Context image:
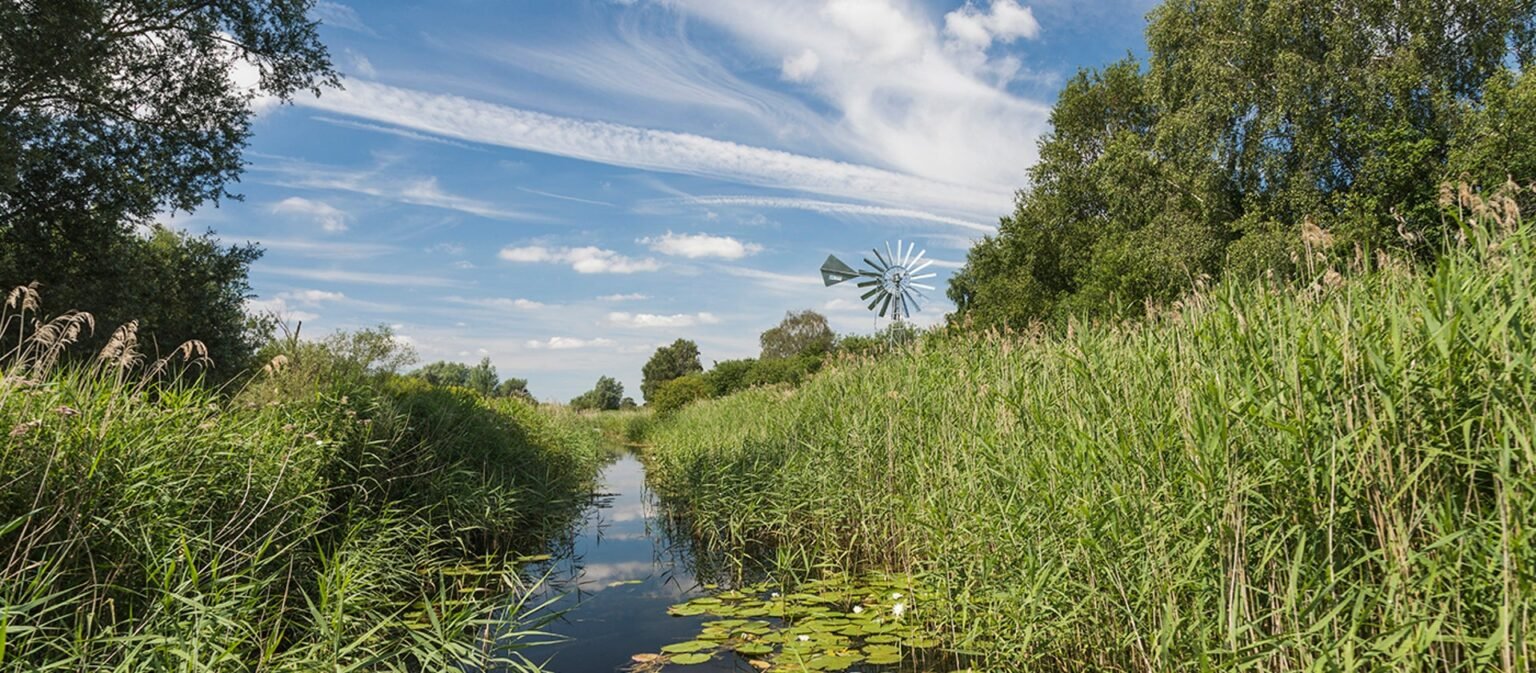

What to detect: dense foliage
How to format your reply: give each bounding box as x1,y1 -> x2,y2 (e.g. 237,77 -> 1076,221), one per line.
411,357 -> 532,401
647,191 -> 1534,671
950,0 -> 1536,328
0,0 -> 338,373
640,338 -> 702,402
758,310 -> 835,360
570,375 -> 624,411
0,295 -> 606,670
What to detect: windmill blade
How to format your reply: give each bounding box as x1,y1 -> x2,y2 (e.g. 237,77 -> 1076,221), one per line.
895,239 -> 905,266
860,287 -> 882,300
884,241 -> 896,267
867,292 -> 887,311
856,279 -> 881,288
909,259 -> 934,274
864,256 -> 887,272
878,293 -> 893,317
909,248 -> 927,269
913,283 -> 936,291
904,241 -> 916,267
902,288 -> 921,312
912,272 -> 937,280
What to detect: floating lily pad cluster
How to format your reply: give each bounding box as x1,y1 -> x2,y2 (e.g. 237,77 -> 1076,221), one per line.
631,573 -> 955,672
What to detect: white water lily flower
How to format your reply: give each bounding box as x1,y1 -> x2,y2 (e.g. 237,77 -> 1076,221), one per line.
852,605 -> 864,614
890,592 -> 903,599
796,634 -> 811,642
770,592 -> 780,598
892,602 -> 907,617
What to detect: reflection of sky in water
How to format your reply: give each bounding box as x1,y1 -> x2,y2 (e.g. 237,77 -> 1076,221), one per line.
516,453 -> 742,672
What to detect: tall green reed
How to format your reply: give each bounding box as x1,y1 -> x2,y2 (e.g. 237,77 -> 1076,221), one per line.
645,185 -> 1535,671
0,293 -> 605,671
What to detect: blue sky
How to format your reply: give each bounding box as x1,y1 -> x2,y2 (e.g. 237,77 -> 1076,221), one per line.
174,0 -> 1154,402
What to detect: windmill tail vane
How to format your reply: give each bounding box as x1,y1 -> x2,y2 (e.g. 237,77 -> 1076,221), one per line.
820,239 -> 936,321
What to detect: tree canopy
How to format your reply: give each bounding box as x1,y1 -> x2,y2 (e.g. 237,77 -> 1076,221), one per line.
759,310 -> 835,360
641,338 -> 702,402
1,0 -> 338,373
410,358 -> 530,400
950,0 -> 1536,328
570,376 -> 624,411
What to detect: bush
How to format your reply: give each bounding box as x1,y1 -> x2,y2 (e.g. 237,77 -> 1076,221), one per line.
649,374 -> 712,415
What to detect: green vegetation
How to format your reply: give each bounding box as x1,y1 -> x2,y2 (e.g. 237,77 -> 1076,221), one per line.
950,0 -> 1536,328
0,290 -> 607,671
0,0 -> 337,373
412,357 -> 533,401
641,339 -> 704,401
758,310 -> 834,361
570,375 -> 625,411
634,574 -> 951,671
645,194 -> 1534,670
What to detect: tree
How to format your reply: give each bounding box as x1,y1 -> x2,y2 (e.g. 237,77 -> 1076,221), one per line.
759,310 -> 835,360
496,377 -> 533,402
3,226 -> 267,376
0,0 -> 337,373
950,0 -> 1536,328
413,361 -> 472,388
704,358 -> 758,397
641,339 -> 701,402
0,1 -> 337,229
570,376 -> 624,411
650,374 -> 711,415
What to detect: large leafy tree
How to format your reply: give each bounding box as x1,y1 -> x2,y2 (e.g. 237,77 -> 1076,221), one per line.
570,376 -> 623,412
759,310 -> 835,360
951,0 -> 1536,328
641,338 -> 702,402
0,0 -> 337,369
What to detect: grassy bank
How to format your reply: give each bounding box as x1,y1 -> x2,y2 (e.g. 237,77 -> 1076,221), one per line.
0,305 -> 607,671
644,202 -> 1535,670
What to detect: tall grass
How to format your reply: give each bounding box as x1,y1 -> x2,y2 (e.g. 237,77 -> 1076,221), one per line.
0,297 -> 606,671
644,188 -> 1535,671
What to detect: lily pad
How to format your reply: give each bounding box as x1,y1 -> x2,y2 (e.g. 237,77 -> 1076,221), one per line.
669,652 -> 713,665
660,640 -> 714,654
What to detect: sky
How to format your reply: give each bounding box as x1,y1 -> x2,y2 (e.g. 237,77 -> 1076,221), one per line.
173,0 -> 1155,402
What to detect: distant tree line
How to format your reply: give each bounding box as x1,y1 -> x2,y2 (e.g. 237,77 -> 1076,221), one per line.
410,358 -> 533,401
949,0 -> 1536,329
635,310 -> 910,415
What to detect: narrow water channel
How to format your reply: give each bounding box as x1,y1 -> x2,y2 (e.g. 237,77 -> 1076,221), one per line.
520,452 -> 743,672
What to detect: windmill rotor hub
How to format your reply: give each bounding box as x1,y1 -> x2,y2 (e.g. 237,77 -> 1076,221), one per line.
818,239 -> 937,322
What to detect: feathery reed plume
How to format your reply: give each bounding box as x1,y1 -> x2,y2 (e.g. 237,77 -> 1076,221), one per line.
96,320 -> 143,372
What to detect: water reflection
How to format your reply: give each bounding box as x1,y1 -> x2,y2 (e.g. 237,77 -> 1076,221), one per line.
517,452 -> 744,672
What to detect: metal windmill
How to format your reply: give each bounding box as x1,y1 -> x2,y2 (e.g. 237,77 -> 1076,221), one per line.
820,240 -> 936,322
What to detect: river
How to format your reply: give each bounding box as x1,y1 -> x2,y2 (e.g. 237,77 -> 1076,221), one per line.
518,451 -> 746,672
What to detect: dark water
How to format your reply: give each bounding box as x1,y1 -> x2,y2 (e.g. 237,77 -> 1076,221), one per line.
518,452 -> 746,673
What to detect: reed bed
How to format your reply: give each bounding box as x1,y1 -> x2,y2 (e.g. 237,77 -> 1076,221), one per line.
644,197 -> 1535,671
0,298 -> 607,671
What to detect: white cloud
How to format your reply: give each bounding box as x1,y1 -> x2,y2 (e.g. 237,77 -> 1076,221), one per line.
944,0 -> 1041,49
254,157 -> 541,221
599,293 -> 650,301
282,289 -> 346,305
296,80 -> 1012,219
245,296 -> 320,322
667,196 -> 996,233
640,231 -> 762,259
781,48 -> 821,82
235,235 -> 397,259
260,265 -> 463,287
607,312 -> 721,328
272,197 -> 349,232
344,49 -> 377,78
525,337 -> 617,350
453,296 -> 546,310
498,245 -> 661,274
660,0 -> 1052,192
312,2 -> 377,36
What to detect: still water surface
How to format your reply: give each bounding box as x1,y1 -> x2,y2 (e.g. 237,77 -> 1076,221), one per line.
520,452 -> 746,672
